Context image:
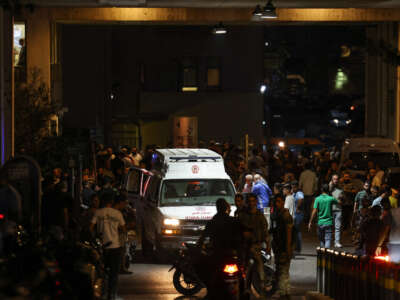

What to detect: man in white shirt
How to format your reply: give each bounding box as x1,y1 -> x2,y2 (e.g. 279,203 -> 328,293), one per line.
91,195 -> 126,300
283,184 -> 295,217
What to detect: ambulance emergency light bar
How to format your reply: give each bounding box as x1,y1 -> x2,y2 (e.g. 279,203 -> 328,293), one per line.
169,156 -> 221,162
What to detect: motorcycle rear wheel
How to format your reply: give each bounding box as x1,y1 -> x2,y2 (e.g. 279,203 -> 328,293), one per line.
250,265 -> 276,296
172,270 -> 203,296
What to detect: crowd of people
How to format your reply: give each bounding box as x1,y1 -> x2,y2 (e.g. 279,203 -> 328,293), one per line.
37,141 -> 398,300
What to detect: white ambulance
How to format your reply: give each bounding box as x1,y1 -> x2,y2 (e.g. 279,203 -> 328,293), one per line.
125,149 -> 236,253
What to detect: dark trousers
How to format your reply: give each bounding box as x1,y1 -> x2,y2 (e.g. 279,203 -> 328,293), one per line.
104,247 -> 122,300
303,195 -> 314,223
294,212 -> 304,252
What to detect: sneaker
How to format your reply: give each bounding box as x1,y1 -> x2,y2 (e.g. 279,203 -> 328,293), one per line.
335,243 -> 343,248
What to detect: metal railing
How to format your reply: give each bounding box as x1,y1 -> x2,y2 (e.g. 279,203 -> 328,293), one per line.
316,247 -> 400,300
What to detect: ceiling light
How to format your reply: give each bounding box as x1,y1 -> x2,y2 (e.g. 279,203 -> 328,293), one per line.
212,22 -> 227,35
253,5 -> 263,17
260,0 -> 277,19
260,84 -> 267,93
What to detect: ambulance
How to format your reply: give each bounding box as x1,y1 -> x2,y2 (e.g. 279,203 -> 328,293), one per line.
339,137 -> 400,177
125,149 -> 236,253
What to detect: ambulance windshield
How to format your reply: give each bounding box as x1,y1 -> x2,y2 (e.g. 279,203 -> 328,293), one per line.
160,179 -> 235,206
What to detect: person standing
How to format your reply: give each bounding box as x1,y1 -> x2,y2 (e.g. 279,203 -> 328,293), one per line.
234,193 -> 246,217
251,174 -> 272,212
375,198 -> 393,256
238,193 -> 270,298
308,184 -> 340,248
270,194 -> 293,300
90,195 -> 126,300
129,147 -> 143,167
329,174 -> 344,248
113,195 -> 132,275
242,174 -> 254,193
291,181 -> 304,253
354,181 -> 371,213
282,184 -> 295,218
299,162 -> 318,224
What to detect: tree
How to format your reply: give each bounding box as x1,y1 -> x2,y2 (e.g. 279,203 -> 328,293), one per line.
14,68 -> 61,155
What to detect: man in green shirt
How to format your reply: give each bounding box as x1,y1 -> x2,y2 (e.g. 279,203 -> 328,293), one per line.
308,184 -> 340,248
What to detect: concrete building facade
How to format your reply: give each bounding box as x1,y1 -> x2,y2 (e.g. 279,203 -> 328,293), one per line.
2,7 -> 400,161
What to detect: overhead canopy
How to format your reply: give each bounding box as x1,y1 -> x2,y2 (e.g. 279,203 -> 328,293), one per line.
14,0 -> 400,8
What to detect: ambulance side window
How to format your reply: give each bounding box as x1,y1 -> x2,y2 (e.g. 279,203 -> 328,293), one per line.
126,169 -> 141,194
147,176 -> 161,205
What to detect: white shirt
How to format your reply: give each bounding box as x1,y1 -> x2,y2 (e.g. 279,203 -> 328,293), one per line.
284,194 -> 296,217
91,207 -> 125,249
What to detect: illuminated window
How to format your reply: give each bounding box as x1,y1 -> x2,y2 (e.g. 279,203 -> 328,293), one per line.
13,22 -> 26,82
181,58 -> 198,92
206,57 -> 221,89
13,23 -> 26,67
335,68 -> 348,90
207,69 -> 220,87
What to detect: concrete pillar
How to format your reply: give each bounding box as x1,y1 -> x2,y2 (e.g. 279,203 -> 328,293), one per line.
104,28 -> 113,146
0,8 -> 14,164
365,22 -> 398,139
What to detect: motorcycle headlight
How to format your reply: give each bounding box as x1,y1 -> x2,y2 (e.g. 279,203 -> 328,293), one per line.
164,218 -> 180,226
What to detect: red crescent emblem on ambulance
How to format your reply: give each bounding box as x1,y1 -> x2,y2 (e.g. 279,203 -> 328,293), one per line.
192,165 -> 199,174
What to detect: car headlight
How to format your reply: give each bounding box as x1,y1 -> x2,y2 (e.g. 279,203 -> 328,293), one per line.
164,218 -> 180,226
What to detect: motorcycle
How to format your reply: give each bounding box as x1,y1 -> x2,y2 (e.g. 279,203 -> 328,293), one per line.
0,225 -> 75,300
42,229 -> 110,300
169,242 -> 246,300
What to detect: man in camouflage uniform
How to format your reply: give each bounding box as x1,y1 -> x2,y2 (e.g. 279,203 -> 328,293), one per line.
270,193 -> 293,300
238,193 -> 270,298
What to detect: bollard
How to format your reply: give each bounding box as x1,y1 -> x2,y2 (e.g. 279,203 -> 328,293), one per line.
320,247 -> 327,295
359,256 -> 368,300
352,254 -> 361,300
395,263 -> 400,300
335,251 -> 344,300
326,249 -> 334,298
316,247 -> 322,293
385,261 -> 395,300
341,252 -> 350,300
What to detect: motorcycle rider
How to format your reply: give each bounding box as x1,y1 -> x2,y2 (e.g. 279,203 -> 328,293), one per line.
197,198 -> 241,299
237,193 -> 270,299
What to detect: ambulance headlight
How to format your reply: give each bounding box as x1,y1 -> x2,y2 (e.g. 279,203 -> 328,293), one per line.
164,218 -> 180,226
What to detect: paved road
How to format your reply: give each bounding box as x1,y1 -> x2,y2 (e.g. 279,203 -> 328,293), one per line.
118,226 -> 354,300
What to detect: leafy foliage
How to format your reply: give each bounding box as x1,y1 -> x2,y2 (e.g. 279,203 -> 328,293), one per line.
14,68 -> 61,156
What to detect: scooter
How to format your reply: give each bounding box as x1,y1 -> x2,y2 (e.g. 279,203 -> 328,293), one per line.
169,242 -> 246,300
